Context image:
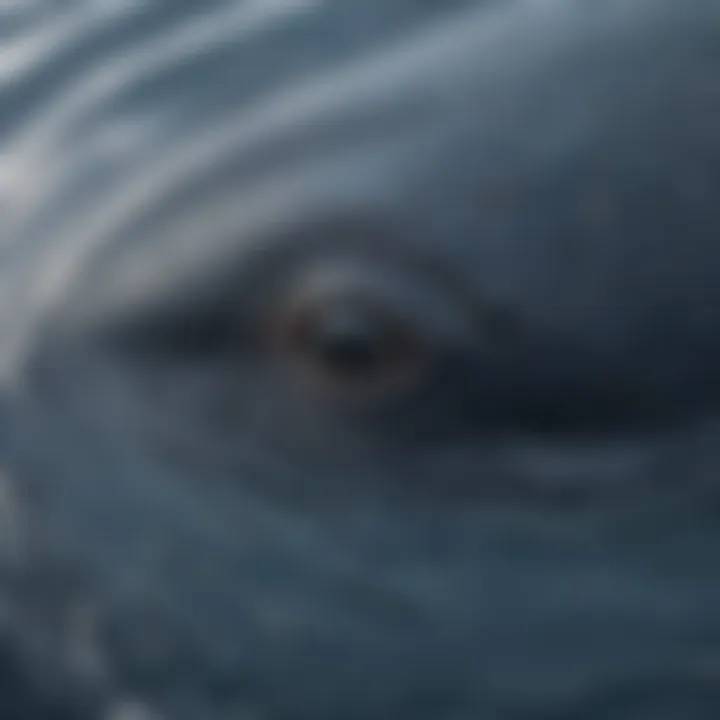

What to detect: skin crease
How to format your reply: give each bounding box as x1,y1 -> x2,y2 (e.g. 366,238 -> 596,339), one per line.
1,0 -> 720,717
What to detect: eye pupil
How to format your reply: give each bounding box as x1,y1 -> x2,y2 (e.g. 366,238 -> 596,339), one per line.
276,293 -> 423,394
307,306 -> 389,377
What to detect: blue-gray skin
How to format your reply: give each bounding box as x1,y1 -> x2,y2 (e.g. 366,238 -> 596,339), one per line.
1,0 -> 720,717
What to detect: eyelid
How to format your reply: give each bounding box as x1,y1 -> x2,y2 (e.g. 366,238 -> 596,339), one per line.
271,259 -> 480,352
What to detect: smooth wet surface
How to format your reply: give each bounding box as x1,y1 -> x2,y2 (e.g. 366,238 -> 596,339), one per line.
1,1 -> 720,718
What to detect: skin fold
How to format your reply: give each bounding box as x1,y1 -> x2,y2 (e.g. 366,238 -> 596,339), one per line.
0,0 -> 720,717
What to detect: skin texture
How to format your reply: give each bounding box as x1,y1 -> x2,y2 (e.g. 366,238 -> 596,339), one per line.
1,0 -> 720,717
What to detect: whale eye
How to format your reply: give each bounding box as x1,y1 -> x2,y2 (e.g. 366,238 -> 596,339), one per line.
263,259 -> 441,405
272,287 -> 429,402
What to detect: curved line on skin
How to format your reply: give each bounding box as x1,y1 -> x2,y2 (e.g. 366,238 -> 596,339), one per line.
16,1 -> 532,318
0,0 -> 149,94
0,0 -> 325,246
7,0 -> 324,156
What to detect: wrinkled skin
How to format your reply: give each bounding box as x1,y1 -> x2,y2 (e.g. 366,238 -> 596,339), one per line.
1,0 -> 720,717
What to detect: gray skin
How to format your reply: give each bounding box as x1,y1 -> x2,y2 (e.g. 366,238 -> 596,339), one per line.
1,0 -> 720,717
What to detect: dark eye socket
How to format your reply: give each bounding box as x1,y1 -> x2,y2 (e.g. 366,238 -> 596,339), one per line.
99,249 -> 448,408
92,226 -> 479,427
